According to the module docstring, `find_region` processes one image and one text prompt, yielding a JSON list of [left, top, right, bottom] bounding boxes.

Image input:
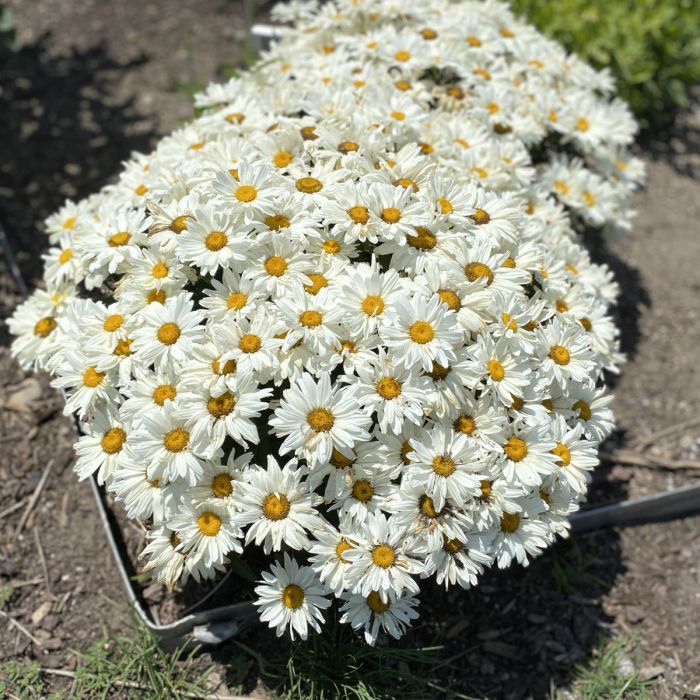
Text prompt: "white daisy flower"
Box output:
[[255, 553, 331, 640], [236, 456, 323, 553], [270, 372, 372, 466]]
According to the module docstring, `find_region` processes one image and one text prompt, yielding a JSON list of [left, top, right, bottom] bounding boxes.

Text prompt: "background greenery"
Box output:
[[512, 0, 700, 128]]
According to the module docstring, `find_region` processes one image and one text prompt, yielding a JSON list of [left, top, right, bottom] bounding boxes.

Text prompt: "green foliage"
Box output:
[[510, 0, 700, 127], [235, 616, 455, 700], [0, 4, 16, 55], [69, 624, 209, 699], [553, 636, 657, 700]]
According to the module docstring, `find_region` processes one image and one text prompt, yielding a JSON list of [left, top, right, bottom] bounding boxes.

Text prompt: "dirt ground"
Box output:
[[1, 1, 699, 698]]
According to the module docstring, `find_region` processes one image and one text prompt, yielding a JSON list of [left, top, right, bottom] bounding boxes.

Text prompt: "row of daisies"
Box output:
[[9, 0, 639, 644]]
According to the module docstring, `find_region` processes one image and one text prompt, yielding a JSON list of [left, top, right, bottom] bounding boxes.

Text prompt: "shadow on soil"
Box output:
[[0, 34, 156, 289]]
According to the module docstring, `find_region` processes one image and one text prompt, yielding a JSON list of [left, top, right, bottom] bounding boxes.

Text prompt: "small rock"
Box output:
[[40, 614, 60, 632], [41, 653, 64, 668], [31, 601, 53, 627], [626, 606, 645, 623], [43, 638, 63, 651], [32, 629, 52, 646], [3, 378, 42, 413], [639, 665, 664, 681]]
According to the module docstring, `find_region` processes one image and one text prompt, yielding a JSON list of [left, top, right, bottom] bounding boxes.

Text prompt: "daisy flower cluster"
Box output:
[[9, 0, 641, 645]]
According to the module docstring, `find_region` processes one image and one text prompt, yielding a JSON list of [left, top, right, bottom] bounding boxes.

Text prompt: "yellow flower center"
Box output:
[[109, 334, 130, 355], [265, 214, 290, 230], [420, 27, 437, 39], [62, 217, 77, 230], [108, 231, 131, 247], [394, 80, 411, 91], [170, 215, 190, 233], [447, 86, 465, 99], [157, 322, 181, 346], [362, 295, 385, 316], [322, 239, 341, 254], [264, 256, 287, 277], [432, 455, 456, 476], [225, 112, 245, 124], [381, 207, 402, 224], [296, 177, 323, 194], [272, 150, 293, 168], [406, 227, 436, 250], [103, 314, 123, 332], [338, 140, 359, 154], [454, 414, 476, 435], [335, 539, 352, 563], [101, 427, 126, 454], [556, 299, 569, 313], [134, 184, 148, 196], [443, 537, 463, 554], [304, 274, 328, 295], [147, 289, 166, 304], [437, 197, 453, 215], [409, 321, 434, 344], [551, 442, 571, 467], [419, 495, 440, 519], [205, 231, 228, 251], [153, 384, 177, 406], [352, 479, 374, 503], [464, 262, 494, 285], [34, 317, 57, 338], [262, 493, 290, 520], [207, 392, 235, 418], [554, 180, 570, 196], [500, 512, 520, 533], [366, 591, 391, 613], [227, 292, 248, 310], [83, 366, 105, 388], [549, 345, 571, 365], [197, 511, 222, 537], [583, 190, 596, 207], [58, 249, 73, 264], [575, 116, 590, 132], [281, 584, 304, 609], [239, 333, 262, 353], [235, 185, 257, 202], [376, 377, 401, 400], [347, 205, 370, 224], [371, 544, 396, 569], [299, 310, 323, 328], [390, 111, 405, 121], [212, 473, 233, 498], [471, 208, 491, 225], [300, 126, 318, 141], [479, 479, 493, 500], [426, 362, 449, 380], [579, 317, 592, 332], [466, 35, 481, 47], [331, 448, 354, 469], [503, 437, 528, 462], [400, 441, 412, 465], [487, 101, 500, 114], [394, 177, 419, 192], [572, 399, 592, 421], [164, 428, 189, 452], [212, 357, 237, 375], [487, 359, 505, 381], [151, 262, 169, 279], [438, 289, 461, 311], [394, 50, 411, 62], [307, 407, 334, 432]]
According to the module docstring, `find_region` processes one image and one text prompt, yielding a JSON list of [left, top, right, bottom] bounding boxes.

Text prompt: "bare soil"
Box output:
[[1, 2, 699, 698]]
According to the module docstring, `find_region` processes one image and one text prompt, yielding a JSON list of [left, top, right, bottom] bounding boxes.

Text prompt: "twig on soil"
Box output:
[[33, 527, 52, 596], [0, 498, 26, 521], [55, 590, 71, 614], [0, 609, 43, 647], [634, 416, 700, 450], [9, 578, 43, 589], [14, 459, 54, 539], [600, 449, 700, 471], [41, 668, 251, 699]]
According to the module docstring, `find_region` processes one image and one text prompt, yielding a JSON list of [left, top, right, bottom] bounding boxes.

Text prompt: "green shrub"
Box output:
[[510, 0, 700, 128]]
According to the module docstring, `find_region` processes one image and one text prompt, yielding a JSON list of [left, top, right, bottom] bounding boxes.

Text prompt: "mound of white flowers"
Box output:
[[10, 0, 643, 645]]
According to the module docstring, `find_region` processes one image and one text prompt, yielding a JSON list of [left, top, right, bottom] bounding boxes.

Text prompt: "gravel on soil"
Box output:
[[1, 3, 699, 697]]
